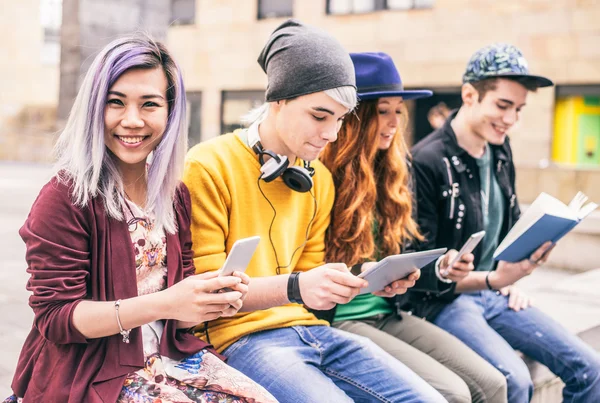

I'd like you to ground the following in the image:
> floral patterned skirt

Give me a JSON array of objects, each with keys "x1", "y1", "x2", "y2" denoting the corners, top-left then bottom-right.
[
  {"x1": 118, "y1": 349, "x2": 277, "y2": 403},
  {"x1": 5, "y1": 350, "x2": 277, "y2": 403}
]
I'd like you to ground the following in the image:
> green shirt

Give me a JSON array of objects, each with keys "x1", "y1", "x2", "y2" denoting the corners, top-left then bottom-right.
[
  {"x1": 333, "y1": 292, "x2": 394, "y2": 322},
  {"x1": 333, "y1": 217, "x2": 394, "y2": 322},
  {"x1": 475, "y1": 144, "x2": 505, "y2": 271}
]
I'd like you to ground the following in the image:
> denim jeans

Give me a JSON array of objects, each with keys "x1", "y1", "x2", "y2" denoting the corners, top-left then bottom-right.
[
  {"x1": 222, "y1": 325, "x2": 446, "y2": 403},
  {"x1": 433, "y1": 290, "x2": 600, "y2": 403}
]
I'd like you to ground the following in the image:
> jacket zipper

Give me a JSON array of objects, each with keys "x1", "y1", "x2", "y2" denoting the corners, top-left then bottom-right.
[
  {"x1": 498, "y1": 157, "x2": 516, "y2": 227},
  {"x1": 508, "y1": 193, "x2": 516, "y2": 228},
  {"x1": 442, "y1": 157, "x2": 457, "y2": 220}
]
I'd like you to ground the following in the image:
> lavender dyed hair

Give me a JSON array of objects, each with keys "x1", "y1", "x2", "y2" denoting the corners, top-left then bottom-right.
[{"x1": 54, "y1": 34, "x2": 187, "y2": 234}]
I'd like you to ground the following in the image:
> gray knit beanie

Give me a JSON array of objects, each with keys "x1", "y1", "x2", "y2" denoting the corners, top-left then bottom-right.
[{"x1": 258, "y1": 19, "x2": 356, "y2": 102}]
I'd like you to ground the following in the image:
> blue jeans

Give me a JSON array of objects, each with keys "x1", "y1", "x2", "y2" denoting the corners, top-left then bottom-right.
[
  {"x1": 223, "y1": 325, "x2": 446, "y2": 403},
  {"x1": 434, "y1": 291, "x2": 600, "y2": 403}
]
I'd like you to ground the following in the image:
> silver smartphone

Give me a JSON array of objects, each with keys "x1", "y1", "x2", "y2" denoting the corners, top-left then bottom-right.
[
  {"x1": 448, "y1": 230, "x2": 486, "y2": 268},
  {"x1": 218, "y1": 236, "x2": 261, "y2": 277}
]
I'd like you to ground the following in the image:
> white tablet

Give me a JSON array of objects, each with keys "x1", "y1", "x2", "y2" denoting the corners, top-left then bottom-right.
[{"x1": 358, "y1": 248, "x2": 447, "y2": 295}]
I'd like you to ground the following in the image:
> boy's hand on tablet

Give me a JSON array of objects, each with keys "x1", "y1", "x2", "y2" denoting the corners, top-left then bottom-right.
[{"x1": 299, "y1": 263, "x2": 368, "y2": 310}]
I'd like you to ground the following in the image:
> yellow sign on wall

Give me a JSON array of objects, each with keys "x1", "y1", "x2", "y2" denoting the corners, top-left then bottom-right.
[{"x1": 553, "y1": 96, "x2": 600, "y2": 166}]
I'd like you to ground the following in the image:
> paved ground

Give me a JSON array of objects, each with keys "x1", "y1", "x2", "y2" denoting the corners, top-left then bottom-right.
[
  {"x1": 0, "y1": 162, "x2": 599, "y2": 397},
  {"x1": 0, "y1": 162, "x2": 53, "y2": 397}
]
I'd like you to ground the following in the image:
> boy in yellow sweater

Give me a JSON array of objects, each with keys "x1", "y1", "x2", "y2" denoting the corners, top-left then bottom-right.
[{"x1": 183, "y1": 19, "x2": 445, "y2": 402}]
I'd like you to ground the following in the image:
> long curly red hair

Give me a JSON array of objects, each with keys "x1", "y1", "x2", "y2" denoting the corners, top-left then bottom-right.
[{"x1": 320, "y1": 99, "x2": 422, "y2": 266}]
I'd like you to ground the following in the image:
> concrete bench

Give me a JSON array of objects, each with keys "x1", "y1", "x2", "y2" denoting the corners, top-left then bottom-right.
[{"x1": 529, "y1": 324, "x2": 600, "y2": 403}]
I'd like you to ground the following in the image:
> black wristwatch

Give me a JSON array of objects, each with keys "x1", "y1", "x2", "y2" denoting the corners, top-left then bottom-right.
[{"x1": 287, "y1": 272, "x2": 303, "y2": 304}]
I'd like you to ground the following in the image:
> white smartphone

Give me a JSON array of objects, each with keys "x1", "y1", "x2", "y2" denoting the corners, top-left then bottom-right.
[
  {"x1": 218, "y1": 236, "x2": 261, "y2": 277},
  {"x1": 448, "y1": 230, "x2": 486, "y2": 268}
]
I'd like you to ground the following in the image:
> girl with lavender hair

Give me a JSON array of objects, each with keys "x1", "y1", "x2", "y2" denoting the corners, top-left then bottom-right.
[{"x1": 4, "y1": 35, "x2": 277, "y2": 403}]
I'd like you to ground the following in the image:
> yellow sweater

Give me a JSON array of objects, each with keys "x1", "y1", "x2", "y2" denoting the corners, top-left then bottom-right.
[{"x1": 183, "y1": 131, "x2": 332, "y2": 352}]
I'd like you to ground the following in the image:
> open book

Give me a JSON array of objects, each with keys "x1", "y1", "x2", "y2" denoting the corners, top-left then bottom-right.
[{"x1": 493, "y1": 192, "x2": 597, "y2": 262}]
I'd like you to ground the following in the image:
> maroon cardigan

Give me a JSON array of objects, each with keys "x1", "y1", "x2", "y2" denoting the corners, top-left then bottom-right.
[{"x1": 10, "y1": 178, "x2": 216, "y2": 402}]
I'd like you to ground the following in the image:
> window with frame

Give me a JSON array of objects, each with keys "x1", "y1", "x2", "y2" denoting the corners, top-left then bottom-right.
[
  {"x1": 258, "y1": 0, "x2": 294, "y2": 19},
  {"x1": 40, "y1": 0, "x2": 62, "y2": 65},
  {"x1": 387, "y1": 0, "x2": 435, "y2": 10},
  {"x1": 170, "y1": 0, "x2": 196, "y2": 25},
  {"x1": 327, "y1": 0, "x2": 433, "y2": 15},
  {"x1": 411, "y1": 88, "x2": 461, "y2": 146},
  {"x1": 327, "y1": 0, "x2": 385, "y2": 15},
  {"x1": 221, "y1": 90, "x2": 265, "y2": 134},
  {"x1": 186, "y1": 92, "x2": 202, "y2": 147}
]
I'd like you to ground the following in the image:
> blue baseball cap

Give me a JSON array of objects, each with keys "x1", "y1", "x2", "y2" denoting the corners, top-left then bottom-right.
[
  {"x1": 463, "y1": 43, "x2": 553, "y2": 88},
  {"x1": 351, "y1": 52, "x2": 433, "y2": 101}
]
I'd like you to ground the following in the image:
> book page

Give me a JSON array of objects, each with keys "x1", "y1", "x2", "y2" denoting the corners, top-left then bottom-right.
[
  {"x1": 535, "y1": 193, "x2": 577, "y2": 219},
  {"x1": 578, "y1": 202, "x2": 599, "y2": 220}
]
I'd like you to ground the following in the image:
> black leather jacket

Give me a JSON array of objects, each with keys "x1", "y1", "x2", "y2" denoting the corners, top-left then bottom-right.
[{"x1": 402, "y1": 110, "x2": 521, "y2": 321}]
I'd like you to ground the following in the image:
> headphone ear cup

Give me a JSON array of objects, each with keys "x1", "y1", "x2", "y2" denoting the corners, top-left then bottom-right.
[
  {"x1": 282, "y1": 166, "x2": 314, "y2": 193},
  {"x1": 260, "y1": 154, "x2": 289, "y2": 182}
]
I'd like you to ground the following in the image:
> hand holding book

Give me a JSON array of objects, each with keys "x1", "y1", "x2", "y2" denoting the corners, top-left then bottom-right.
[
  {"x1": 488, "y1": 241, "x2": 555, "y2": 289},
  {"x1": 493, "y1": 192, "x2": 597, "y2": 263}
]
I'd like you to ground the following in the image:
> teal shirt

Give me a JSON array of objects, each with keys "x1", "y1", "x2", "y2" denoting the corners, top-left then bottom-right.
[
  {"x1": 475, "y1": 144, "x2": 505, "y2": 271},
  {"x1": 333, "y1": 217, "x2": 394, "y2": 322}
]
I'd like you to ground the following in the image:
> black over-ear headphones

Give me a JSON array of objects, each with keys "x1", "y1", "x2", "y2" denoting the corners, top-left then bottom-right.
[{"x1": 248, "y1": 123, "x2": 315, "y2": 193}]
